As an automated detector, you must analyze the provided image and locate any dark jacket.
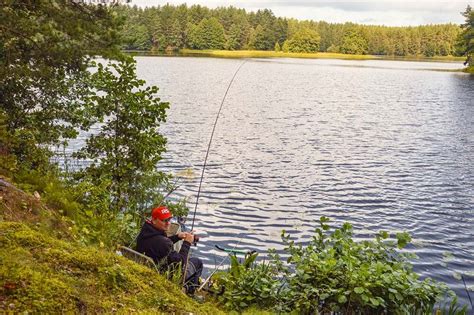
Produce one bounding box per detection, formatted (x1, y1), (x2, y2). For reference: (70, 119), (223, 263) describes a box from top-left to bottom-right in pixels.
(136, 221), (191, 270)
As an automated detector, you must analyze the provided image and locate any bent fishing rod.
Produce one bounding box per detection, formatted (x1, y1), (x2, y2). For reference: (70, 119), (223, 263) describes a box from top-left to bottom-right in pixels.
(189, 60), (247, 231)
(182, 60), (247, 287)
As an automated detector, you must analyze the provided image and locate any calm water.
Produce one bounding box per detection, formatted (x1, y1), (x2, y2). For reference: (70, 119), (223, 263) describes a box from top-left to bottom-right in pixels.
(135, 57), (473, 306)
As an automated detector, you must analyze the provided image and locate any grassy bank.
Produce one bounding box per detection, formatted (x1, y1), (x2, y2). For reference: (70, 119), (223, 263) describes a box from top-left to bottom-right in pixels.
(464, 66), (474, 73)
(178, 49), (465, 63)
(180, 49), (375, 60)
(0, 178), (223, 314)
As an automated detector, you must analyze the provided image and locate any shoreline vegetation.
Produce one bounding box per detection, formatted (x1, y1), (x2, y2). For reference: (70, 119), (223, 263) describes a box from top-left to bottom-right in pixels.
(116, 3), (472, 72)
(0, 177), (468, 313)
(0, 178), (222, 313)
(126, 48), (466, 63)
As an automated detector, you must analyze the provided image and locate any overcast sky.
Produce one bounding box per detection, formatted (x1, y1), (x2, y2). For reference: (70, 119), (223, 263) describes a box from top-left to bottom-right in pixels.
(130, 0), (472, 26)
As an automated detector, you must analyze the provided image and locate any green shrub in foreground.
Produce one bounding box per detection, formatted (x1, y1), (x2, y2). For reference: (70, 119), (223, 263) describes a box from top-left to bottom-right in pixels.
(213, 252), (281, 311)
(213, 217), (466, 314)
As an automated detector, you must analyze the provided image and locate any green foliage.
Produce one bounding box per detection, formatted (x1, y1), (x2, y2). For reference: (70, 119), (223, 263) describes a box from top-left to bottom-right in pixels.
(75, 57), (170, 215)
(248, 25), (269, 50)
(274, 41), (281, 52)
(0, 1), (121, 167)
(115, 4), (461, 57)
(0, 0), (189, 283)
(278, 218), (448, 313)
(188, 18), (226, 49)
(13, 168), (81, 218)
(213, 252), (281, 311)
(69, 177), (141, 247)
(226, 24), (244, 50)
(121, 24), (151, 50)
(327, 44), (340, 53)
(284, 28), (321, 53)
(0, 113), (18, 177)
(456, 5), (474, 67)
(211, 218), (466, 314)
(1, 0), (188, 251)
(340, 29), (369, 55)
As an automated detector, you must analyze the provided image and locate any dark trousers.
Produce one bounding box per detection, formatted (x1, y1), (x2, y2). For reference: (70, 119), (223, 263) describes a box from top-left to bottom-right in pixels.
(184, 257), (203, 294)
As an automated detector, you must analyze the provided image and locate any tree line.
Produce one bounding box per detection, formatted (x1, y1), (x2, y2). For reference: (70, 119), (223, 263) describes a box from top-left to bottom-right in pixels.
(116, 4), (464, 57)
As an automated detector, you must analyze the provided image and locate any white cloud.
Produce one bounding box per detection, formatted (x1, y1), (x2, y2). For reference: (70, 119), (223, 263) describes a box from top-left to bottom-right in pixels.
(130, 0), (472, 26)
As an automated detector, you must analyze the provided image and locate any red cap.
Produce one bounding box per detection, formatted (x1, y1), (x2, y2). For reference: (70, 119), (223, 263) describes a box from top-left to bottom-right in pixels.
(151, 206), (172, 221)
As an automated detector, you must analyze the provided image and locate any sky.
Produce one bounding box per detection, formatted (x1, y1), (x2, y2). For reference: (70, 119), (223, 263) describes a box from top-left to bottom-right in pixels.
(130, 0), (473, 26)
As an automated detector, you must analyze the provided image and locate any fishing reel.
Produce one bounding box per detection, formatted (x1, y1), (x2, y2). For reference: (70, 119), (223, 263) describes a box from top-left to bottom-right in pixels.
(191, 230), (208, 246)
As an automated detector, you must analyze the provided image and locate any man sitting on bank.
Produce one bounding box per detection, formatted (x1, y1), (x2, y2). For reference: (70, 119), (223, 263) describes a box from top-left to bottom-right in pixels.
(136, 206), (203, 294)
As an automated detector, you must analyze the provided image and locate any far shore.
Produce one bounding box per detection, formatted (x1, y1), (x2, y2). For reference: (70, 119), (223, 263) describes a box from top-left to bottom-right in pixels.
(125, 49), (466, 64)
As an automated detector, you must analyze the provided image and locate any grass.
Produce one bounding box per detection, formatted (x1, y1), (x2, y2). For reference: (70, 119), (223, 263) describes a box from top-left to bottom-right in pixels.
(180, 49), (375, 60)
(464, 65), (474, 73)
(178, 49), (466, 63)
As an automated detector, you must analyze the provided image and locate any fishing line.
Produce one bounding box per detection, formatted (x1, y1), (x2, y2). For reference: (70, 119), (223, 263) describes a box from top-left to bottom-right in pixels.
(197, 234), (246, 292)
(461, 274), (473, 308)
(190, 60), (247, 231)
(182, 60), (247, 288)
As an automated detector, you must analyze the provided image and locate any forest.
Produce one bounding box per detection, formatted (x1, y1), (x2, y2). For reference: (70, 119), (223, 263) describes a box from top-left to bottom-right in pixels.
(116, 4), (463, 57)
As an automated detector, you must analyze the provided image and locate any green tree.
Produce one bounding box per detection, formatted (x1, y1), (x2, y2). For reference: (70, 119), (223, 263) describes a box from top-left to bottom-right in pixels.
(274, 41), (281, 52)
(114, 4), (463, 58)
(226, 23), (243, 50)
(249, 24), (267, 50)
(340, 29), (368, 54)
(249, 9), (277, 50)
(457, 5), (474, 68)
(0, 1), (121, 171)
(285, 28), (321, 53)
(188, 17), (226, 49)
(282, 40), (290, 52)
(121, 24), (151, 50)
(75, 58), (170, 214)
(169, 19), (184, 49)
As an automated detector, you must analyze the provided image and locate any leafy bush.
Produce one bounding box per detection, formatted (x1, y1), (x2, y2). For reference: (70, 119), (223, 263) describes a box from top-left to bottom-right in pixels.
(278, 217), (450, 313)
(212, 217), (466, 314)
(213, 252), (281, 311)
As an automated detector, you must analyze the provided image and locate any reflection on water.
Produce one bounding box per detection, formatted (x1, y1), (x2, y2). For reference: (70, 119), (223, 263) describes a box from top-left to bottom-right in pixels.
(94, 56), (474, 307)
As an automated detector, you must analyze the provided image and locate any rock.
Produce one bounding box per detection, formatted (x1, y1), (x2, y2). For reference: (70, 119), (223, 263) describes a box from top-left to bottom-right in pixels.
(33, 191), (41, 200)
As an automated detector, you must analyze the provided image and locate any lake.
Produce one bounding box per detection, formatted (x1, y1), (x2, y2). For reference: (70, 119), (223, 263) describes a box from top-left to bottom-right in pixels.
(135, 56), (473, 306)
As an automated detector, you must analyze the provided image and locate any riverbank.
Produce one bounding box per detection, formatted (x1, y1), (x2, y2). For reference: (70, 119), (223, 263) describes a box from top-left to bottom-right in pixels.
(138, 49), (466, 63)
(0, 177), (223, 314)
(464, 66), (474, 73)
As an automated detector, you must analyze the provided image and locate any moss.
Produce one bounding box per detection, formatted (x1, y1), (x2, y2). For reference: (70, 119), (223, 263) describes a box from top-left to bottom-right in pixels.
(0, 222), (224, 313)
(0, 179), (74, 242)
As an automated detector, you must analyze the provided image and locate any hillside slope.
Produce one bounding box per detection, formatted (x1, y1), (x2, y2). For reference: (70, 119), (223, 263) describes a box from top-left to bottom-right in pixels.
(0, 178), (223, 314)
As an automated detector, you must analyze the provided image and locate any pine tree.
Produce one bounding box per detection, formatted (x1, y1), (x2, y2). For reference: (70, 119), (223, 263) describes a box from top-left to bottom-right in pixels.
(457, 5), (474, 68)
(274, 42), (281, 52)
(189, 18), (226, 49)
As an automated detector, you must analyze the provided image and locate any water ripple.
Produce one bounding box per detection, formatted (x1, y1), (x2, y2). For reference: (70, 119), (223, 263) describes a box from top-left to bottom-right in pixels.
(135, 57), (474, 308)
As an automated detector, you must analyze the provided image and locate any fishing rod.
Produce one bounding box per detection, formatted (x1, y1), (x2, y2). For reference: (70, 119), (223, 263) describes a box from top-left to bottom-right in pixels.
(182, 60), (247, 288)
(197, 239), (250, 292)
(189, 60), (247, 231)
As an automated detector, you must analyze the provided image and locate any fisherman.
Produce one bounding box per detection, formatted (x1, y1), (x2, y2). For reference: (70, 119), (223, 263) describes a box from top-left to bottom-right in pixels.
(136, 205), (203, 294)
